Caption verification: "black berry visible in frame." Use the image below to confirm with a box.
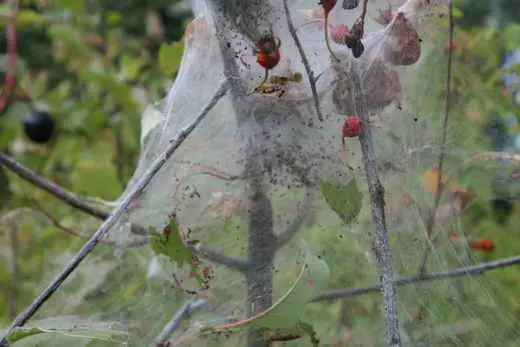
[23,109,55,144]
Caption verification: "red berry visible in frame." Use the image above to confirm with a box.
[319,0,337,14]
[342,116,363,137]
[254,35,281,70]
[341,116,363,150]
[256,49,280,70]
[469,239,495,252]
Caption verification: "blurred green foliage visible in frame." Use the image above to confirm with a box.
[0,0,189,324]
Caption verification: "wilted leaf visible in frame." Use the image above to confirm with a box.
[320,179,363,224]
[149,214,205,285]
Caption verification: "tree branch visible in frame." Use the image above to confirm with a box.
[1,139,250,268]
[0,81,229,346]
[311,254,520,302]
[0,151,110,220]
[193,244,250,272]
[152,299,207,347]
[283,0,324,122]
[351,64,401,346]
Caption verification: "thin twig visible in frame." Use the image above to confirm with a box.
[311,254,520,302]
[1,151,250,267]
[0,81,229,346]
[193,245,250,272]
[152,299,207,347]
[29,199,91,240]
[0,152,110,220]
[359,0,369,36]
[351,62,401,346]
[283,0,324,122]
[417,0,455,277]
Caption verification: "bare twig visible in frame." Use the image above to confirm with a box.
[351,63,401,346]
[311,254,520,302]
[152,299,207,347]
[417,0,455,277]
[29,199,91,240]
[283,0,324,122]
[0,152,110,220]
[1,151,250,267]
[0,81,229,346]
[193,245,250,272]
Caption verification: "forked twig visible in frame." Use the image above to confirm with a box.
[1,138,250,268]
[283,0,324,122]
[417,0,455,277]
[0,81,229,346]
[0,151,109,220]
[152,299,207,347]
[311,254,520,302]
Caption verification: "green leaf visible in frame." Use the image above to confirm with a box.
[158,42,184,75]
[7,317,129,346]
[320,179,363,224]
[149,214,204,285]
[5,328,44,343]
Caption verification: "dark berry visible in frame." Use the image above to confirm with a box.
[23,109,55,144]
[351,40,365,58]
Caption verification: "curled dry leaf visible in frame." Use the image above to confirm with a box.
[332,57,401,115]
[381,12,422,66]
